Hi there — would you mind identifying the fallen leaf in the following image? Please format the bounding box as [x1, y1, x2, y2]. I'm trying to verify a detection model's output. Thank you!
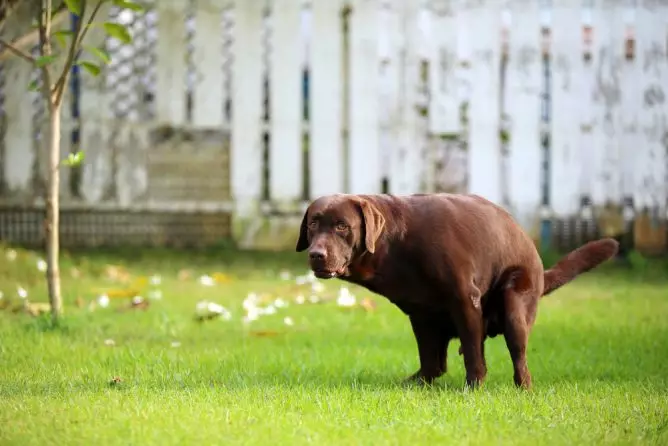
[249, 330, 284, 337]
[212, 272, 233, 284]
[24, 302, 51, 317]
[177, 269, 193, 281]
[360, 297, 377, 312]
[108, 376, 123, 386]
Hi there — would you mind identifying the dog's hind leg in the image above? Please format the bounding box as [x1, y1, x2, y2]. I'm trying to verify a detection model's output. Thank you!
[451, 281, 487, 389]
[502, 288, 535, 390]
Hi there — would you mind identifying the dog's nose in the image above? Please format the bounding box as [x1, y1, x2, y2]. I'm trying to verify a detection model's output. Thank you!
[309, 247, 327, 262]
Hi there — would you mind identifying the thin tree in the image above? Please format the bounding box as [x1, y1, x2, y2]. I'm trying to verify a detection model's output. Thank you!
[0, 0, 142, 324]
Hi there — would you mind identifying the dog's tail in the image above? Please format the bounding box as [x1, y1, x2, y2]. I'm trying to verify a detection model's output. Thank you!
[542, 238, 619, 297]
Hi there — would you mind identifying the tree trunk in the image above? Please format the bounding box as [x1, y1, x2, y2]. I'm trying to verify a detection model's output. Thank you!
[46, 100, 62, 323]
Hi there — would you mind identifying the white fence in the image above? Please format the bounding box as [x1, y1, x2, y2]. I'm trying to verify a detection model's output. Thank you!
[0, 0, 667, 250]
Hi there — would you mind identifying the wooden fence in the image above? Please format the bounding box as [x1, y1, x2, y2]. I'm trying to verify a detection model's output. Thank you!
[0, 0, 667, 254]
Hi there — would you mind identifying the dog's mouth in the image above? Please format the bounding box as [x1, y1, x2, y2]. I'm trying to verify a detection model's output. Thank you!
[312, 266, 347, 279]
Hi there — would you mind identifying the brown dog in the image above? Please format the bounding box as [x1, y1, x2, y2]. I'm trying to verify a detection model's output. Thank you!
[295, 193, 619, 389]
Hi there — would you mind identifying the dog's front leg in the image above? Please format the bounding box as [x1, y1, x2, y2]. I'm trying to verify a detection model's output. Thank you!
[404, 312, 451, 385]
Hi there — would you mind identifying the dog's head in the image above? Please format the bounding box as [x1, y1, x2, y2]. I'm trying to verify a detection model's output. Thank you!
[295, 194, 386, 279]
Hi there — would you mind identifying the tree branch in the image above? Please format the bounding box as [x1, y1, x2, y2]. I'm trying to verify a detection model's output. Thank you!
[54, 0, 105, 106]
[0, 36, 35, 64]
[0, 7, 69, 62]
[38, 0, 54, 112]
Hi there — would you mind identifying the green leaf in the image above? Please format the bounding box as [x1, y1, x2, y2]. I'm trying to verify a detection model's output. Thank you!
[62, 151, 86, 167]
[63, 0, 83, 16]
[103, 22, 133, 44]
[112, 0, 145, 12]
[28, 80, 40, 92]
[53, 30, 74, 49]
[83, 45, 112, 64]
[76, 60, 102, 77]
[35, 55, 58, 68]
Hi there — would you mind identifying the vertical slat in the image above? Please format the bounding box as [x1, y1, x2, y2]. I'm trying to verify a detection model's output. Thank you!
[155, 0, 188, 126]
[192, 0, 225, 128]
[505, 0, 542, 232]
[635, 0, 668, 213]
[378, 3, 402, 188]
[79, 2, 113, 204]
[589, 0, 624, 208]
[428, 0, 460, 135]
[231, 0, 264, 216]
[619, 2, 638, 210]
[2, 3, 36, 197]
[349, 0, 381, 194]
[550, 0, 585, 218]
[464, 0, 503, 203]
[269, 0, 303, 202]
[310, 0, 344, 197]
[389, 0, 423, 194]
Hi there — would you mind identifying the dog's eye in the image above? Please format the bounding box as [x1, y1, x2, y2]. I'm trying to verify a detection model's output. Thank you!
[335, 222, 348, 231]
[308, 221, 318, 229]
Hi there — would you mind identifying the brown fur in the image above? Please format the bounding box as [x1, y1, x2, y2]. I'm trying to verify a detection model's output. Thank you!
[296, 193, 619, 389]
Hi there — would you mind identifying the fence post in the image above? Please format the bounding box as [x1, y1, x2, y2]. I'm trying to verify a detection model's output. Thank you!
[505, 0, 543, 238]
[310, 0, 345, 198]
[2, 3, 37, 201]
[192, 0, 225, 128]
[550, 0, 585, 222]
[79, 2, 113, 204]
[155, 0, 189, 126]
[231, 0, 265, 245]
[389, 0, 424, 195]
[463, 0, 503, 204]
[348, 0, 381, 194]
[269, 0, 303, 205]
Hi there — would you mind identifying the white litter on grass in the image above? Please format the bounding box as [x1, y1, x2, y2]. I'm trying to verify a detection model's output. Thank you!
[171, 341, 181, 348]
[295, 294, 305, 304]
[337, 287, 356, 307]
[308, 295, 320, 304]
[311, 281, 325, 293]
[283, 316, 294, 326]
[199, 275, 215, 287]
[17, 286, 28, 299]
[132, 296, 144, 305]
[274, 298, 288, 308]
[261, 304, 277, 315]
[5, 249, 16, 261]
[243, 292, 259, 311]
[279, 270, 291, 281]
[150, 275, 162, 285]
[98, 294, 110, 308]
[0, 291, 4, 300]
[195, 300, 232, 320]
[148, 290, 163, 300]
[36, 259, 47, 272]
[104, 339, 115, 346]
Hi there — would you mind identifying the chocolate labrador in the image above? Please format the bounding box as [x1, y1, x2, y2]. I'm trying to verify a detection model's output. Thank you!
[295, 193, 618, 389]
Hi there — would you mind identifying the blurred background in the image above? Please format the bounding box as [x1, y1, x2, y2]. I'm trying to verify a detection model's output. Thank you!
[0, 0, 666, 257]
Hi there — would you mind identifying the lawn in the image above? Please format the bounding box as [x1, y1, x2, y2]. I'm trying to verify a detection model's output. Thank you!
[0, 244, 667, 446]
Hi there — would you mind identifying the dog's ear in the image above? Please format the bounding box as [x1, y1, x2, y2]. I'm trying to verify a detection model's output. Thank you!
[295, 210, 310, 252]
[358, 199, 385, 254]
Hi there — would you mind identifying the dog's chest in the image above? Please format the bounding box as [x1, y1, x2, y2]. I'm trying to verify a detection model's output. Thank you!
[348, 260, 441, 308]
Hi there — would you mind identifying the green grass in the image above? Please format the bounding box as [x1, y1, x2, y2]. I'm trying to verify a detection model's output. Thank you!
[0, 244, 667, 445]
